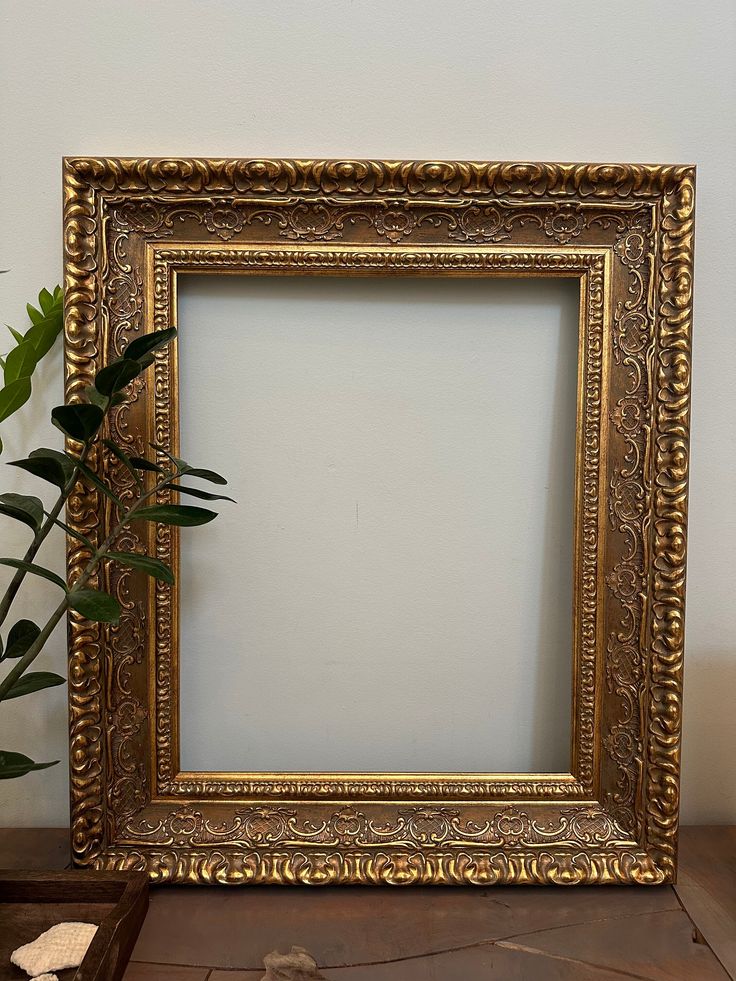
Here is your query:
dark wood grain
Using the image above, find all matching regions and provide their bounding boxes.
[207,973,266,980]
[496,910,729,981]
[0,871,148,981]
[0,827,69,870]
[675,825,736,979]
[207,953,636,981]
[124,967,211,981]
[130,903,730,981]
[2,828,735,980]
[193,911,732,981]
[131,883,681,970]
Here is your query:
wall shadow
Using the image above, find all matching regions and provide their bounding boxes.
[680,653,736,822]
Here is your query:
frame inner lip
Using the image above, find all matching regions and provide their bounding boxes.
[154,244,605,802]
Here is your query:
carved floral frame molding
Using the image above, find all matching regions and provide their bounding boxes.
[63,157,694,885]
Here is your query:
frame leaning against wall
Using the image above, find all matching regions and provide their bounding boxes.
[63,157,695,885]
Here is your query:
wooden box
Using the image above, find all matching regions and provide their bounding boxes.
[0,871,148,981]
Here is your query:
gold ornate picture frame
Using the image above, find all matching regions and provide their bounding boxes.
[63,157,694,885]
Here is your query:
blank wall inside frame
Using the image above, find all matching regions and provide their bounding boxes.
[177,274,578,774]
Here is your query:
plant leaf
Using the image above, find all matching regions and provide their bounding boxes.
[105,551,174,584]
[3,671,66,700]
[68,587,121,623]
[31,447,75,479]
[0,377,32,423]
[181,467,228,485]
[165,483,235,503]
[135,353,156,371]
[94,358,143,396]
[3,340,37,384]
[6,324,24,345]
[9,450,70,489]
[132,504,218,526]
[25,308,63,361]
[26,303,43,326]
[51,404,104,442]
[124,326,177,362]
[0,750,58,779]
[3,619,41,660]
[0,493,44,531]
[84,384,109,409]
[0,287,62,420]
[38,288,54,314]
[0,558,67,589]
[129,456,164,473]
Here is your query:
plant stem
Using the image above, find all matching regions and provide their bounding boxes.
[0,444,90,631]
[0,463,179,702]
[0,594,69,700]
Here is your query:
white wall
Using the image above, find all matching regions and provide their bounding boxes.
[0,0,734,825]
[177,275,577,775]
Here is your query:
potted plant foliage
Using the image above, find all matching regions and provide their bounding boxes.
[0,287,232,981]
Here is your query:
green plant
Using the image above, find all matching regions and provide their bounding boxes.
[0,312,233,779]
[0,286,65,453]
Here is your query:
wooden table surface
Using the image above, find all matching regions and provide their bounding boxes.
[1,826,734,980]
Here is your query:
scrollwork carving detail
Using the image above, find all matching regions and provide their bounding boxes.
[121,803,633,851]
[68,157,693,201]
[63,158,693,885]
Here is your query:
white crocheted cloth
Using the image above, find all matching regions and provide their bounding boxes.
[30,975,58,981]
[11,922,97,977]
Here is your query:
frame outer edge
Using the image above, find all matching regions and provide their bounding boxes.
[646,167,695,880]
[61,156,695,884]
[64,158,106,867]
[63,156,693,200]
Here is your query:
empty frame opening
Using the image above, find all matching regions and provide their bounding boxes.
[177,274,579,774]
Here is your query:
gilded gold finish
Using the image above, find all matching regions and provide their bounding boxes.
[63,158,695,885]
